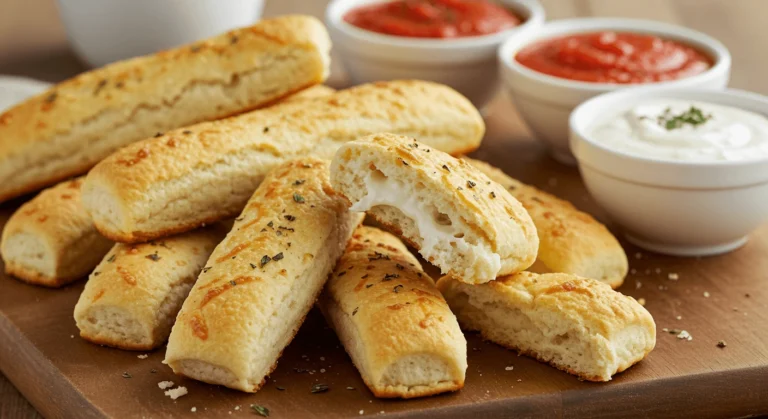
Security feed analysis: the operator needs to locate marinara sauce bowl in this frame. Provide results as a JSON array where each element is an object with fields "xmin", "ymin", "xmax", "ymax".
[
  {"xmin": 570, "ymin": 87, "xmax": 768, "ymax": 257},
  {"xmin": 326, "ymin": 0, "xmax": 545, "ymax": 110},
  {"xmin": 498, "ymin": 18, "xmax": 731, "ymax": 165}
]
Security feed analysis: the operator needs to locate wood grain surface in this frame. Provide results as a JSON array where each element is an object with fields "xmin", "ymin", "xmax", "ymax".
[{"xmin": 1, "ymin": 0, "xmax": 768, "ymax": 418}]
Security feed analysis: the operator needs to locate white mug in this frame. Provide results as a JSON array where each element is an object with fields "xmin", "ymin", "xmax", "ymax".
[{"xmin": 55, "ymin": 0, "xmax": 266, "ymax": 68}]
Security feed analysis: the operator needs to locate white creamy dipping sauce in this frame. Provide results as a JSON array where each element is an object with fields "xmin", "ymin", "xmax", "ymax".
[{"xmin": 589, "ymin": 99, "xmax": 768, "ymax": 162}]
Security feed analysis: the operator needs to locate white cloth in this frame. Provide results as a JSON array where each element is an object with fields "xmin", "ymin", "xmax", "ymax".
[{"xmin": 0, "ymin": 75, "xmax": 50, "ymax": 112}]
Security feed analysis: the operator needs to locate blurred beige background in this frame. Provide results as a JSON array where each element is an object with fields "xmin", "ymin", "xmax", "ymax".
[{"xmin": 0, "ymin": 0, "xmax": 766, "ymax": 93}]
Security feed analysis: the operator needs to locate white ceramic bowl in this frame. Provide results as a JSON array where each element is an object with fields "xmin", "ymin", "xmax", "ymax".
[
  {"xmin": 570, "ymin": 87, "xmax": 768, "ymax": 257},
  {"xmin": 326, "ymin": 0, "xmax": 545, "ymax": 110},
  {"xmin": 56, "ymin": 0, "xmax": 265, "ymax": 67},
  {"xmin": 499, "ymin": 18, "xmax": 732, "ymax": 165}
]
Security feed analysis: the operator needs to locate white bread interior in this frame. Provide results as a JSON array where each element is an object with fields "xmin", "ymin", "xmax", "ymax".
[
  {"xmin": 2, "ymin": 231, "xmax": 55, "ymax": 279},
  {"xmin": 331, "ymin": 134, "xmax": 538, "ymax": 284},
  {"xmin": 1, "ymin": 177, "xmax": 112, "ymax": 287}
]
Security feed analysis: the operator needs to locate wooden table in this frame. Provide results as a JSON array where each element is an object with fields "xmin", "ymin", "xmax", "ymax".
[{"xmin": 1, "ymin": 1, "xmax": 767, "ymax": 418}]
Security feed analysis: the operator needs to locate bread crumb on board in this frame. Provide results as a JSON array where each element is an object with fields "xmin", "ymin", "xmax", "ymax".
[
  {"xmin": 164, "ymin": 386, "xmax": 188, "ymax": 400},
  {"xmin": 158, "ymin": 381, "xmax": 175, "ymax": 390},
  {"xmin": 137, "ymin": 354, "xmax": 148, "ymax": 359}
]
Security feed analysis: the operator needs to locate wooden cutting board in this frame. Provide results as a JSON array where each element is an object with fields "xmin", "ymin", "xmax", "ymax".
[{"xmin": 1, "ymin": 96, "xmax": 767, "ymax": 419}]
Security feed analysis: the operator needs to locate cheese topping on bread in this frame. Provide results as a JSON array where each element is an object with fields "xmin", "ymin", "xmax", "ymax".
[
  {"xmin": 438, "ymin": 272, "xmax": 655, "ymax": 382},
  {"xmin": 82, "ymin": 80, "xmax": 484, "ymax": 243},
  {"xmin": 463, "ymin": 158, "xmax": 628, "ymax": 288},
  {"xmin": 165, "ymin": 158, "xmax": 362, "ymax": 393},
  {"xmin": 318, "ymin": 226, "xmax": 467, "ymax": 399},
  {"xmin": 0, "ymin": 15, "xmax": 331, "ymax": 203},
  {"xmin": 74, "ymin": 226, "xmax": 225, "ymax": 350}
]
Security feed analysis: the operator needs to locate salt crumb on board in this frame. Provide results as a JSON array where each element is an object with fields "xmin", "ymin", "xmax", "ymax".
[
  {"xmin": 359, "ymin": 410, "xmax": 364, "ymax": 415},
  {"xmin": 637, "ymin": 298, "xmax": 646, "ymax": 306},
  {"xmin": 703, "ymin": 291, "xmax": 711, "ymax": 298},
  {"xmin": 505, "ymin": 366, "xmax": 514, "ymax": 371},
  {"xmin": 668, "ymin": 273, "xmax": 679, "ymax": 280},
  {"xmin": 191, "ymin": 407, "xmax": 197, "ymax": 413},
  {"xmin": 164, "ymin": 386, "xmax": 188, "ymax": 400},
  {"xmin": 137, "ymin": 354, "xmax": 148, "ymax": 359}
]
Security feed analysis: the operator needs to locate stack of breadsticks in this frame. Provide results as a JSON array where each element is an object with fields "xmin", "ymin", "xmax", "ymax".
[{"xmin": 0, "ymin": 15, "xmax": 655, "ymax": 398}]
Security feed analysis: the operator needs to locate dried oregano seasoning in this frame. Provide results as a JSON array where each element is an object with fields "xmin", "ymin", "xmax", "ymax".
[
  {"xmin": 250, "ymin": 404, "xmax": 270, "ymax": 417},
  {"xmin": 260, "ymin": 255, "xmax": 271, "ymax": 267},
  {"xmin": 310, "ymin": 383, "xmax": 329, "ymax": 393}
]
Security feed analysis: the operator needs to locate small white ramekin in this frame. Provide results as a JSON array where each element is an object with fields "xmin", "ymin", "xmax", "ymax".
[
  {"xmin": 570, "ymin": 87, "xmax": 768, "ymax": 257},
  {"xmin": 326, "ymin": 0, "xmax": 545, "ymax": 110},
  {"xmin": 56, "ymin": 0, "xmax": 265, "ymax": 67},
  {"xmin": 499, "ymin": 18, "xmax": 732, "ymax": 165}
]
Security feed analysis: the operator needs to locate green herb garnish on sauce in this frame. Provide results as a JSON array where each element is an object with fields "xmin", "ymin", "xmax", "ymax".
[{"xmin": 655, "ymin": 106, "xmax": 713, "ymax": 130}]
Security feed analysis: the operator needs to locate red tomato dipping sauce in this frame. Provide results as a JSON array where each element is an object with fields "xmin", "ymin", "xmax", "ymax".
[
  {"xmin": 344, "ymin": 0, "xmax": 522, "ymax": 38},
  {"xmin": 515, "ymin": 31, "xmax": 713, "ymax": 83}
]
